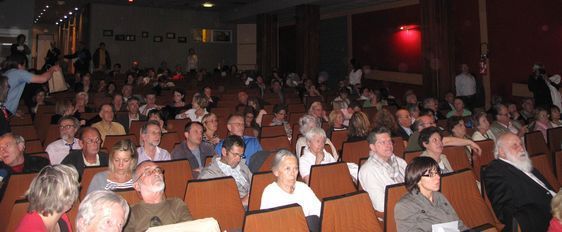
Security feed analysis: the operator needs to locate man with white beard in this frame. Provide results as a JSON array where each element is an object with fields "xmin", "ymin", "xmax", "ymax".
[
  {"xmin": 483, "ymin": 133, "xmax": 556, "ymax": 232},
  {"xmin": 124, "ymin": 161, "xmax": 192, "ymax": 231}
]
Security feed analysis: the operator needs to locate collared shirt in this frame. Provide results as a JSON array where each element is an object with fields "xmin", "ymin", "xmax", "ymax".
[
  {"xmin": 215, "ymin": 157, "xmax": 250, "ymax": 197},
  {"xmin": 400, "ymin": 126, "xmax": 413, "ymax": 136},
  {"xmin": 46, "ymin": 138, "xmax": 82, "ymax": 164},
  {"xmin": 359, "ymin": 152, "xmax": 407, "ymax": 212},
  {"xmin": 421, "ymin": 151, "xmax": 453, "ymax": 174},
  {"xmin": 499, "ymin": 158, "xmax": 556, "ymax": 196},
  {"xmin": 128, "ymin": 113, "xmax": 140, "ymax": 128},
  {"xmin": 455, "ymin": 73, "xmax": 476, "ymax": 96},
  {"xmin": 92, "ymin": 121, "xmax": 126, "ymax": 144},
  {"xmin": 82, "ymin": 154, "xmax": 101, "ymax": 166},
  {"xmin": 215, "ymin": 136, "xmax": 262, "ymax": 165},
  {"xmin": 497, "ymin": 121, "xmax": 519, "ymax": 134},
  {"xmin": 136, "ymin": 146, "xmax": 171, "ymax": 164}
]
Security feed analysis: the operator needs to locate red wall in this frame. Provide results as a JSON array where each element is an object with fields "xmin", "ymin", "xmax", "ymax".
[{"xmin": 487, "ymin": 0, "xmax": 562, "ymax": 99}]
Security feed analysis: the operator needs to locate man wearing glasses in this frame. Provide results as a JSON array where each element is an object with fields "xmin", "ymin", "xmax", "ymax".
[
  {"xmin": 61, "ymin": 127, "xmax": 108, "ymax": 180},
  {"xmin": 214, "ymin": 114, "xmax": 262, "ymax": 166},
  {"xmin": 490, "ymin": 103, "xmax": 527, "ymax": 139},
  {"xmin": 125, "ymin": 161, "xmax": 192, "ymax": 231},
  {"xmin": 200, "ymin": 135, "xmax": 252, "ymax": 207},
  {"xmin": 46, "ymin": 116, "xmax": 82, "ymax": 164}
]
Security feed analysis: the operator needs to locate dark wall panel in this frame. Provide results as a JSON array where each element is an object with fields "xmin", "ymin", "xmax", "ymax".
[{"xmin": 319, "ymin": 16, "xmax": 348, "ymax": 86}]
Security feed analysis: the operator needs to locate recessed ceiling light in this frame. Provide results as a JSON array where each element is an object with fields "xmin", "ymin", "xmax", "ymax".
[
  {"xmin": 63, "ymin": 15, "xmax": 67, "ymax": 18},
  {"xmin": 69, "ymin": 11, "xmax": 73, "ymax": 15},
  {"xmin": 43, "ymin": 9, "xmax": 46, "ymax": 12},
  {"xmin": 56, "ymin": 22, "xmax": 59, "ymax": 25},
  {"xmin": 46, "ymin": 5, "xmax": 49, "ymax": 8},
  {"xmin": 40, "ymin": 12, "xmax": 43, "ymax": 15},
  {"xmin": 74, "ymin": 7, "xmax": 79, "ymax": 10},
  {"xmin": 59, "ymin": 19, "xmax": 63, "ymax": 22},
  {"xmin": 202, "ymin": 2, "xmax": 214, "ymax": 7}
]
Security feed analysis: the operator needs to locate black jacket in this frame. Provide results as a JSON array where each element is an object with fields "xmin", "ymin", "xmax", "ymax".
[
  {"xmin": 61, "ymin": 150, "xmax": 108, "ymax": 180},
  {"xmin": 0, "ymin": 154, "xmax": 49, "ymax": 200},
  {"xmin": 483, "ymin": 159, "xmax": 554, "ymax": 232},
  {"xmin": 116, "ymin": 114, "xmax": 147, "ymax": 134}
]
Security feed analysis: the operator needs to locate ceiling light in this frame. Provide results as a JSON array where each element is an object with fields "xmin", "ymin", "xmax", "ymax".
[
  {"xmin": 63, "ymin": 15, "xmax": 67, "ymax": 19},
  {"xmin": 59, "ymin": 19, "xmax": 63, "ymax": 22},
  {"xmin": 202, "ymin": 2, "xmax": 214, "ymax": 7},
  {"xmin": 46, "ymin": 5, "xmax": 50, "ymax": 8},
  {"xmin": 40, "ymin": 12, "xmax": 43, "ymax": 15},
  {"xmin": 69, "ymin": 11, "xmax": 73, "ymax": 15},
  {"xmin": 55, "ymin": 22, "xmax": 59, "ymax": 25},
  {"xmin": 74, "ymin": 7, "xmax": 79, "ymax": 10},
  {"xmin": 43, "ymin": 9, "xmax": 46, "ymax": 12}
]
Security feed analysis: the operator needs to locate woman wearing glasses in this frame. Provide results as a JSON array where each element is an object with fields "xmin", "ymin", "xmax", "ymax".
[
  {"xmin": 87, "ymin": 139, "xmax": 137, "ymax": 193},
  {"xmin": 394, "ymin": 156, "xmax": 467, "ymax": 231}
]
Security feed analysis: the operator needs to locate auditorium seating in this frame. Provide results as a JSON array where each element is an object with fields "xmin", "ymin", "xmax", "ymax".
[
  {"xmin": 6, "ymin": 199, "xmax": 28, "ymax": 231},
  {"xmin": 261, "ymin": 125, "xmax": 287, "ymax": 138},
  {"xmin": 441, "ymin": 146, "xmax": 471, "ymax": 171},
  {"xmin": 102, "ymin": 134, "xmax": 137, "ymax": 152},
  {"xmin": 320, "ymin": 191, "xmax": 383, "ymax": 232},
  {"xmin": 383, "ymin": 183, "xmax": 408, "ymax": 232},
  {"xmin": 114, "ymin": 187, "xmax": 142, "ymax": 206},
  {"xmin": 79, "ymin": 166, "xmax": 108, "ymax": 200},
  {"xmin": 341, "ymin": 140, "xmax": 369, "ymax": 165},
  {"xmin": 247, "ymin": 171, "xmax": 276, "ymax": 211},
  {"xmin": 473, "ymin": 139, "xmax": 495, "ymax": 180},
  {"xmin": 530, "ymin": 153, "xmax": 560, "ymax": 190},
  {"xmin": 0, "ymin": 172, "xmax": 37, "ymax": 232},
  {"xmin": 157, "ymin": 159, "xmax": 193, "ymax": 199},
  {"xmin": 392, "ymin": 136, "xmax": 405, "ymax": 158},
  {"xmin": 524, "ymin": 131, "xmax": 550, "ymax": 156},
  {"xmin": 260, "ymin": 136, "xmax": 291, "ymax": 152},
  {"xmin": 330, "ymin": 130, "xmax": 349, "ymax": 153},
  {"xmin": 24, "ymin": 139, "xmax": 44, "ymax": 154},
  {"xmin": 308, "ymin": 162, "xmax": 356, "ymax": 200},
  {"xmin": 243, "ymin": 204, "xmax": 308, "ymax": 232},
  {"xmin": 556, "ymin": 151, "xmax": 562, "ymax": 186}
]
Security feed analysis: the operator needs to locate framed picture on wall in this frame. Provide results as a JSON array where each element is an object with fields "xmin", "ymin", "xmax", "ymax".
[
  {"xmin": 166, "ymin": 32, "xmax": 176, "ymax": 39},
  {"xmin": 141, "ymin": 31, "xmax": 149, "ymax": 38},
  {"xmin": 103, "ymin": 30, "xmax": 113, "ymax": 37},
  {"xmin": 115, "ymin": 34, "xmax": 125, "ymax": 41},
  {"xmin": 211, "ymin": 30, "xmax": 232, "ymax": 43},
  {"xmin": 178, "ymin": 36, "xmax": 187, "ymax": 43},
  {"xmin": 125, "ymin": 35, "xmax": 136, "ymax": 41},
  {"xmin": 153, "ymin": 36, "xmax": 163, "ymax": 42}
]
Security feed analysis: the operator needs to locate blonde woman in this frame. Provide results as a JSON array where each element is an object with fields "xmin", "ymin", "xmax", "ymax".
[
  {"xmin": 176, "ymin": 93, "xmax": 209, "ymax": 122},
  {"xmin": 15, "ymin": 165, "xmax": 79, "ymax": 232},
  {"xmin": 347, "ymin": 111, "xmax": 370, "ymax": 142},
  {"xmin": 87, "ymin": 139, "xmax": 137, "ymax": 193},
  {"xmin": 202, "ymin": 113, "xmax": 220, "ymax": 145}
]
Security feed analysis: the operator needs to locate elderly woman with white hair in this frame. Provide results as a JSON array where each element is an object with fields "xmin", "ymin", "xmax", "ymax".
[
  {"xmin": 300, "ymin": 127, "xmax": 358, "ymax": 184},
  {"xmin": 294, "ymin": 114, "xmax": 337, "ymax": 157},
  {"xmin": 15, "ymin": 165, "xmax": 79, "ymax": 231},
  {"xmin": 260, "ymin": 149, "xmax": 321, "ymax": 231},
  {"xmin": 75, "ymin": 190, "xmax": 130, "ymax": 232}
]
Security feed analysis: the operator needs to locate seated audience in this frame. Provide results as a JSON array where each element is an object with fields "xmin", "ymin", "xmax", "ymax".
[
  {"xmin": 507, "ymin": 102, "xmax": 522, "ymax": 121},
  {"xmin": 295, "ymin": 114, "xmax": 337, "ymax": 157},
  {"xmin": 403, "ymin": 90, "xmax": 419, "ymax": 106},
  {"xmin": 371, "ymin": 108, "xmax": 399, "ymax": 137},
  {"xmin": 125, "ymin": 161, "xmax": 192, "ymax": 231},
  {"xmin": 88, "ymin": 139, "xmax": 137, "ymax": 193},
  {"xmin": 395, "ymin": 109, "xmax": 413, "ymax": 140},
  {"xmin": 549, "ymin": 191, "xmax": 562, "ymax": 231},
  {"xmin": 29, "ymin": 89, "xmax": 53, "ymax": 117},
  {"xmin": 199, "ymin": 135, "xmax": 252, "ymax": 206},
  {"xmin": 112, "ymin": 93, "xmax": 126, "ymax": 112},
  {"xmin": 471, "ymin": 111, "xmax": 496, "ymax": 141},
  {"xmin": 395, "ymin": 156, "xmax": 467, "ymax": 231},
  {"xmin": 201, "ymin": 86, "xmax": 219, "ymax": 110},
  {"xmin": 308, "ymin": 101, "xmax": 329, "ymax": 123},
  {"xmin": 326, "ymin": 110, "xmax": 347, "ymax": 139},
  {"xmin": 363, "ymin": 90, "xmax": 386, "ymax": 110},
  {"xmin": 176, "ymin": 93, "xmax": 208, "ymax": 122},
  {"xmin": 550, "ymin": 105, "xmax": 562, "ymax": 127},
  {"xmin": 0, "ymin": 133, "xmax": 49, "ymax": 200},
  {"xmin": 139, "ymin": 92, "xmax": 160, "ymax": 116},
  {"xmin": 0, "ymin": 75, "xmax": 9, "ymax": 136},
  {"xmin": 201, "ymin": 113, "xmax": 220, "ymax": 145},
  {"xmin": 214, "ymin": 114, "xmax": 262, "ymax": 165},
  {"xmin": 75, "ymin": 91, "xmax": 93, "ymax": 114},
  {"xmin": 147, "ymin": 109, "xmax": 168, "ymax": 133},
  {"xmin": 172, "ymin": 122, "xmax": 215, "ymax": 177},
  {"xmin": 260, "ymin": 149, "xmax": 321, "ymax": 231},
  {"xmin": 163, "ymin": 88, "xmax": 188, "ymax": 120},
  {"xmin": 332, "ymin": 88, "xmax": 351, "ymax": 109},
  {"xmin": 446, "ymin": 97, "xmax": 472, "ymax": 118},
  {"xmin": 61, "ymin": 127, "xmax": 109, "ymax": 179},
  {"xmin": 423, "ymin": 97, "xmax": 445, "ymax": 120},
  {"xmin": 51, "ymin": 99, "xmax": 78, "ymax": 124},
  {"xmin": 137, "ymin": 120, "xmax": 171, "ymax": 163},
  {"xmin": 406, "ymin": 103, "xmax": 420, "ymax": 119},
  {"xmin": 76, "ymin": 190, "xmax": 129, "ymax": 232},
  {"xmin": 359, "ymin": 127, "xmax": 407, "ymax": 213},
  {"xmin": 418, "ymin": 127, "xmax": 454, "ymax": 174},
  {"xmin": 490, "ymin": 104, "xmax": 527, "ymax": 139},
  {"xmin": 243, "ymin": 107, "xmax": 260, "ymax": 137},
  {"xmin": 484, "ymin": 133, "xmax": 556, "ymax": 232},
  {"xmin": 439, "ymin": 92, "xmax": 455, "ymax": 111},
  {"xmin": 116, "ymin": 97, "xmax": 147, "ymax": 133},
  {"xmin": 46, "ymin": 116, "xmax": 82, "ymax": 164},
  {"xmin": 520, "ymin": 97, "xmax": 536, "ymax": 124},
  {"xmin": 299, "ymin": 128, "xmax": 347, "ymax": 184},
  {"xmin": 269, "ymin": 104, "xmax": 292, "ymax": 139},
  {"xmin": 92, "ymin": 104, "xmax": 126, "ymax": 143},
  {"xmin": 347, "ymin": 111, "xmax": 370, "ymax": 142},
  {"xmin": 15, "ymin": 165, "xmax": 79, "ymax": 232},
  {"xmin": 528, "ymin": 107, "xmax": 552, "ymax": 141}
]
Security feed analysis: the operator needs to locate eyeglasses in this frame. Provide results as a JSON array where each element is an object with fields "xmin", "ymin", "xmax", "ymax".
[
  {"xmin": 375, "ymin": 140, "xmax": 394, "ymax": 146},
  {"xmin": 422, "ymin": 170, "xmax": 441, "ymax": 178},
  {"xmin": 59, "ymin": 125, "xmax": 75, "ymax": 130},
  {"xmin": 133, "ymin": 167, "xmax": 164, "ymax": 183},
  {"xmin": 228, "ymin": 150, "xmax": 245, "ymax": 159},
  {"xmin": 83, "ymin": 138, "xmax": 102, "ymax": 144}
]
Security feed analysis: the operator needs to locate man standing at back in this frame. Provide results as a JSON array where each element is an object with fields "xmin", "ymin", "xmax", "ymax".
[{"xmin": 171, "ymin": 122, "xmax": 215, "ymax": 178}]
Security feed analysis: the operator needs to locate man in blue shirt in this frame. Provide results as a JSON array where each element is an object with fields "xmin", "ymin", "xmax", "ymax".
[
  {"xmin": 215, "ymin": 114, "xmax": 262, "ymax": 165},
  {"xmin": 2, "ymin": 55, "xmax": 59, "ymax": 114}
]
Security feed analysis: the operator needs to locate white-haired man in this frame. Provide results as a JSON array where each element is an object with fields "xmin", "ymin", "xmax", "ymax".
[
  {"xmin": 483, "ymin": 133, "xmax": 555, "ymax": 232},
  {"xmin": 76, "ymin": 190, "xmax": 129, "ymax": 232}
]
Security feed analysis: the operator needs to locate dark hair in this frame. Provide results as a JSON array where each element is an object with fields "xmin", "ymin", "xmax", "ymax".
[
  {"xmin": 173, "ymin": 88, "xmax": 185, "ymax": 97},
  {"xmin": 2, "ymin": 54, "xmax": 26, "ymax": 70},
  {"xmin": 419, "ymin": 108, "xmax": 435, "ymax": 117},
  {"xmin": 446, "ymin": 116, "xmax": 464, "ymax": 133},
  {"xmin": 127, "ymin": 96, "xmax": 140, "ymax": 105},
  {"xmin": 184, "ymin": 121, "xmax": 203, "ymax": 132},
  {"xmin": 471, "ymin": 111, "xmax": 488, "ymax": 128},
  {"xmin": 418, "ymin": 126, "xmax": 442, "ymax": 150},
  {"xmin": 348, "ymin": 101, "xmax": 361, "ymax": 110},
  {"xmin": 404, "ymin": 156, "xmax": 440, "ymax": 192},
  {"xmin": 0, "ymin": 75, "xmax": 8, "ymax": 102},
  {"xmin": 273, "ymin": 104, "xmax": 287, "ymax": 114},
  {"xmin": 491, "ymin": 103, "xmax": 506, "ymax": 121},
  {"xmin": 221, "ymin": 135, "xmax": 245, "ymax": 152}
]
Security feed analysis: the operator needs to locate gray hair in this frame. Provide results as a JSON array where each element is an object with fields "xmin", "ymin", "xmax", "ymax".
[
  {"xmin": 271, "ymin": 149, "xmax": 298, "ymax": 171},
  {"xmin": 299, "ymin": 114, "xmax": 320, "ymax": 135},
  {"xmin": 304, "ymin": 127, "xmax": 326, "ymax": 142},
  {"xmin": 367, "ymin": 127, "xmax": 391, "ymax": 144},
  {"xmin": 494, "ymin": 134, "xmax": 506, "ymax": 159},
  {"xmin": 26, "ymin": 165, "xmax": 79, "ymax": 216},
  {"xmin": 76, "ymin": 190, "xmax": 130, "ymax": 232},
  {"xmin": 58, "ymin": 115, "xmax": 80, "ymax": 128}
]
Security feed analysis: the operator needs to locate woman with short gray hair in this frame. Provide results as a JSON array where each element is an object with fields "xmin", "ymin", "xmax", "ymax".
[
  {"xmin": 261, "ymin": 149, "xmax": 321, "ymax": 231},
  {"xmin": 15, "ymin": 165, "xmax": 79, "ymax": 231},
  {"xmin": 299, "ymin": 127, "xmax": 339, "ymax": 184},
  {"xmin": 294, "ymin": 114, "xmax": 338, "ymax": 158},
  {"xmin": 76, "ymin": 190, "xmax": 130, "ymax": 232}
]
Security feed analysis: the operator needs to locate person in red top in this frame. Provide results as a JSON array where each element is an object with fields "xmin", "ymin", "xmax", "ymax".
[
  {"xmin": 0, "ymin": 133, "xmax": 49, "ymax": 200},
  {"xmin": 15, "ymin": 164, "xmax": 79, "ymax": 232}
]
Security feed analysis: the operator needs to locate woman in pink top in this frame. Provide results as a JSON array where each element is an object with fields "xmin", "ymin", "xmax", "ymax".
[{"xmin": 16, "ymin": 165, "xmax": 79, "ymax": 232}]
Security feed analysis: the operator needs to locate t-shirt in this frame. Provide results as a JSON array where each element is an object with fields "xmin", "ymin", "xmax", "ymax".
[
  {"xmin": 4, "ymin": 69, "xmax": 33, "ymax": 113},
  {"xmin": 261, "ymin": 181, "xmax": 321, "ymax": 217},
  {"xmin": 124, "ymin": 198, "xmax": 192, "ymax": 232},
  {"xmin": 192, "ymin": 148, "xmax": 202, "ymax": 167}
]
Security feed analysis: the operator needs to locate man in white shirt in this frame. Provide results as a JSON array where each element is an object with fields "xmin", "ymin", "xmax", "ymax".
[
  {"xmin": 46, "ymin": 116, "xmax": 82, "ymax": 164},
  {"xmin": 136, "ymin": 120, "xmax": 171, "ymax": 163},
  {"xmin": 395, "ymin": 109, "xmax": 413, "ymax": 140},
  {"xmin": 455, "ymin": 64, "xmax": 476, "ymax": 109},
  {"xmin": 483, "ymin": 133, "xmax": 555, "ymax": 232},
  {"xmin": 359, "ymin": 127, "xmax": 407, "ymax": 213}
]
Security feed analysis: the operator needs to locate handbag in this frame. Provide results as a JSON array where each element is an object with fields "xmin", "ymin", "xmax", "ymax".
[{"xmin": 48, "ymin": 70, "xmax": 68, "ymax": 93}]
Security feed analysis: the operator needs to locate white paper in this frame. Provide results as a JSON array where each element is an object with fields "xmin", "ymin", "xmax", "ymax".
[{"xmin": 431, "ymin": 221, "xmax": 459, "ymax": 232}]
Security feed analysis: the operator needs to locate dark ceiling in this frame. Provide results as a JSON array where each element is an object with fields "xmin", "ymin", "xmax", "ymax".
[{"xmin": 33, "ymin": 0, "xmax": 391, "ymax": 25}]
